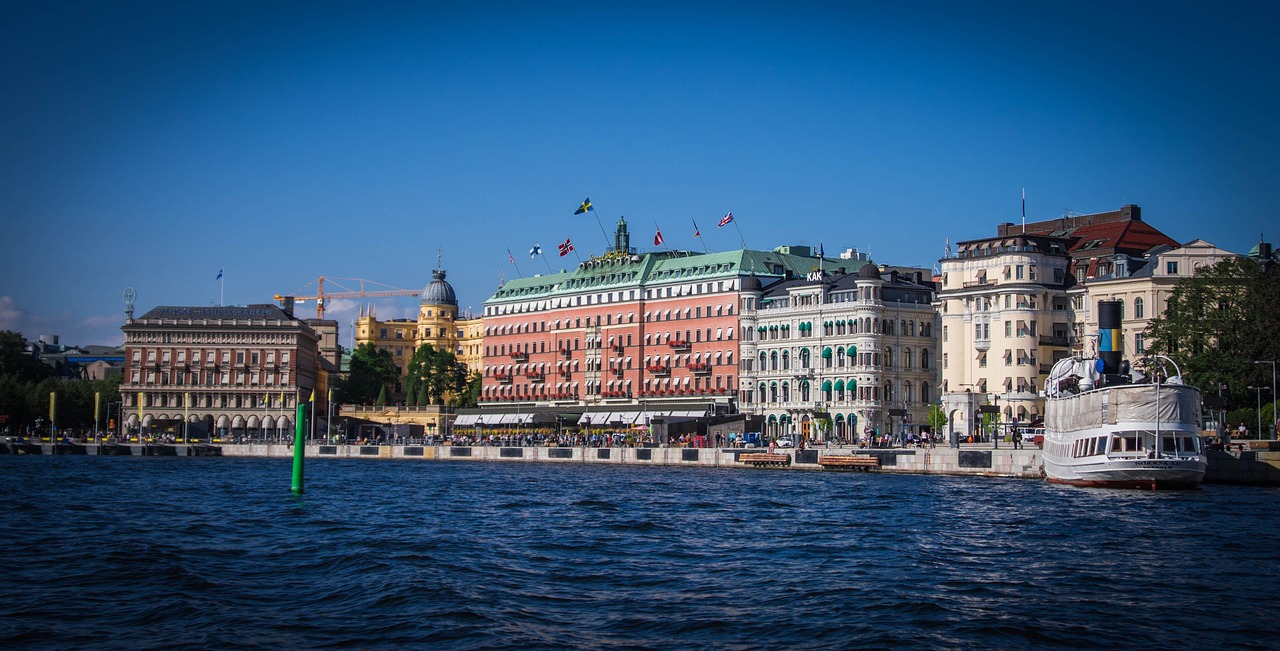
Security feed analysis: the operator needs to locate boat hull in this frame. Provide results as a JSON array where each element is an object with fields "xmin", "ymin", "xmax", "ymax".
[{"xmin": 1045, "ymin": 457, "xmax": 1207, "ymax": 489}]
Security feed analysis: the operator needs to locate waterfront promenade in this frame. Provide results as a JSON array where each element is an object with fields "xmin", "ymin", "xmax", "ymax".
[{"xmin": 9, "ymin": 440, "xmax": 1280, "ymax": 484}]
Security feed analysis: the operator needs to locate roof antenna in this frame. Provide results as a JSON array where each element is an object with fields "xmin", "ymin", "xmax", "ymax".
[{"xmin": 436, "ymin": 246, "xmax": 443, "ymax": 272}]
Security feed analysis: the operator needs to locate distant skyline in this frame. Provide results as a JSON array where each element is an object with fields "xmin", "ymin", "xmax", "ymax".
[{"xmin": 2, "ymin": 1, "xmax": 1274, "ymax": 347}]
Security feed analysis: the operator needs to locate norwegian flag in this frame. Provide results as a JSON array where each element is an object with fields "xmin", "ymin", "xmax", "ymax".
[
  {"xmin": 558, "ymin": 238, "xmax": 574, "ymax": 257},
  {"xmin": 654, "ymin": 227, "xmax": 664, "ymax": 246},
  {"xmin": 718, "ymin": 211, "xmax": 734, "ymax": 227}
]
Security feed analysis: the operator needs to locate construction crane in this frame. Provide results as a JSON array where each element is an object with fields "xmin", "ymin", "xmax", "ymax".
[{"xmin": 274, "ymin": 277, "xmax": 420, "ymax": 319}]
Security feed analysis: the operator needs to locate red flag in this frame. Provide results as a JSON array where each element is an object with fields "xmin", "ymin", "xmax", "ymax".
[
  {"xmin": 718, "ymin": 211, "xmax": 734, "ymax": 227},
  {"xmin": 558, "ymin": 238, "xmax": 574, "ymax": 257},
  {"xmin": 654, "ymin": 227, "xmax": 664, "ymax": 246}
]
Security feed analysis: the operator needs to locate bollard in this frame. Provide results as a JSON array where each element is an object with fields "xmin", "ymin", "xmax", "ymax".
[{"xmin": 291, "ymin": 403, "xmax": 306, "ymax": 494}]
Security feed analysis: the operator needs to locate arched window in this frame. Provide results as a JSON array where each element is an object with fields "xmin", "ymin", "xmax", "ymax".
[
  {"xmin": 800, "ymin": 381, "xmax": 810, "ymax": 402},
  {"xmin": 836, "ymin": 347, "xmax": 846, "ymax": 368},
  {"xmin": 799, "ymin": 348, "xmax": 811, "ymax": 369},
  {"xmin": 769, "ymin": 383, "xmax": 778, "ymax": 402},
  {"xmin": 1134, "ymin": 297, "xmax": 1145, "ymax": 319},
  {"xmin": 903, "ymin": 380, "xmax": 912, "ymax": 404},
  {"xmin": 781, "ymin": 381, "xmax": 791, "ymax": 402},
  {"xmin": 921, "ymin": 349, "xmax": 931, "ymax": 369},
  {"xmin": 782, "ymin": 350, "xmax": 790, "ymax": 370},
  {"xmin": 883, "ymin": 380, "xmax": 894, "ymax": 402},
  {"xmin": 903, "ymin": 348, "xmax": 913, "ymax": 369},
  {"xmin": 884, "ymin": 346, "xmax": 893, "ymax": 368},
  {"xmin": 921, "ymin": 382, "xmax": 930, "ymax": 403},
  {"xmin": 770, "ymin": 351, "xmax": 779, "ymax": 371}
]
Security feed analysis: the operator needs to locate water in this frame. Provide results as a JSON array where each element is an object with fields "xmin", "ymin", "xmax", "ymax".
[{"xmin": 1, "ymin": 456, "xmax": 1278, "ymax": 650}]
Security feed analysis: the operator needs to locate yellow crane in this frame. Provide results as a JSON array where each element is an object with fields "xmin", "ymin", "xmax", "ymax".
[{"xmin": 274, "ymin": 277, "xmax": 420, "ymax": 319}]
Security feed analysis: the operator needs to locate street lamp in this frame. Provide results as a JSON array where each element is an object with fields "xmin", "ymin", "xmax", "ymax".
[
  {"xmin": 1247, "ymin": 386, "xmax": 1270, "ymax": 440},
  {"xmin": 1254, "ymin": 360, "xmax": 1277, "ymax": 440}
]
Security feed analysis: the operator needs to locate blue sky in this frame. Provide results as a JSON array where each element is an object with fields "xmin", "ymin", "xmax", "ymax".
[{"xmin": 1, "ymin": 1, "xmax": 1274, "ymax": 347}]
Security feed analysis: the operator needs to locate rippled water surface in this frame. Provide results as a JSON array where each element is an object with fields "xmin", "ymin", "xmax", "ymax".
[{"xmin": 2, "ymin": 456, "xmax": 1278, "ymax": 650}]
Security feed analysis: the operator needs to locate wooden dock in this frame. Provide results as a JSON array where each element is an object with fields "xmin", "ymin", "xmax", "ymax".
[
  {"xmin": 738, "ymin": 452, "xmax": 791, "ymax": 467},
  {"xmin": 818, "ymin": 455, "xmax": 880, "ymax": 471}
]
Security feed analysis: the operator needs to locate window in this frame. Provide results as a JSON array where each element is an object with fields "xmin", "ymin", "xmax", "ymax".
[
  {"xmin": 1134, "ymin": 297, "xmax": 1145, "ymax": 319},
  {"xmin": 1166, "ymin": 261, "xmax": 1179, "ymax": 275},
  {"xmin": 1135, "ymin": 334, "xmax": 1145, "ymax": 354},
  {"xmin": 1005, "ymin": 321, "xmax": 1012, "ymax": 337}
]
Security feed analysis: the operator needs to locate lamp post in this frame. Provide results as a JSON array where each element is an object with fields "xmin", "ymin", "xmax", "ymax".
[
  {"xmin": 1247, "ymin": 386, "xmax": 1269, "ymax": 440},
  {"xmin": 1254, "ymin": 360, "xmax": 1276, "ymax": 439}
]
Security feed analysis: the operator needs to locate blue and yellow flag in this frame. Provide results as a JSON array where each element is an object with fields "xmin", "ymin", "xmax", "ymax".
[{"xmin": 575, "ymin": 197, "xmax": 592, "ymax": 214}]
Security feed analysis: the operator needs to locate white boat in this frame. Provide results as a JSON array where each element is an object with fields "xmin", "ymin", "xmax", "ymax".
[{"xmin": 1041, "ymin": 354, "xmax": 1206, "ymax": 489}]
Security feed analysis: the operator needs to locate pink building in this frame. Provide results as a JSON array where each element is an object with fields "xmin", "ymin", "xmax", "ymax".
[{"xmin": 473, "ymin": 219, "xmax": 829, "ymax": 426}]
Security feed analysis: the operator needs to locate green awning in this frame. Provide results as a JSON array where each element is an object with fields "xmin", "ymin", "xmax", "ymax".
[
  {"xmin": 847, "ymin": 345, "xmax": 857, "ymax": 357},
  {"xmin": 834, "ymin": 379, "xmax": 845, "ymax": 391},
  {"xmin": 801, "ymin": 380, "xmax": 810, "ymax": 390},
  {"xmin": 848, "ymin": 380, "xmax": 857, "ymax": 392},
  {"xmin": 821, "ymin": 380, "xmax": 832, "ymax": 391},
  {"xmin": 835, "ymin": 413, "xmax": 845, "ymax": 422},
  {"xmin": 836, "ymin": 346, "xmax": 844, "ymax": 354},
  {"xmin": 821, "ymin": 347, "xmax": 832, "ymax": 358},
  {"xmin": 768, "ymin": 414, "xmax": 778, "ymax": 422},
  {"xmin": 849, "ymin": 414, "xmax": 858, "ymax": 425},
  {"xmin": 757, "ymin": 326, "xmax": 766, "ymax": 332}
]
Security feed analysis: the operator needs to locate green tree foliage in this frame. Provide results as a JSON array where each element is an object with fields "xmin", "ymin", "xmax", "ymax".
[
  {"xmin": 927, "ymin": 403, "xmax": 948, "ymax": 433},
  {"xmin": 336, "ymin": 343, "xmax": 398, "ymax": 405},
  {"xmin": 1144, "ymin": 257, "xmax": 1280, "ymax": 412},
  {"xmin": 404, "ymin": 344, "xmax": 466, "ymax": 406},
  {"xmin": 456, "ymin": 371, "xmax": 482, "ymax": 409},
  {"xmin": 0, "ymin": 330, "xmax": 122, "ymax": 433}
]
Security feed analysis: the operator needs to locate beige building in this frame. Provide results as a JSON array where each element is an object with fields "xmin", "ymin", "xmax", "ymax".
[
  {"xmin": 119, "ymin": 304, "xmax": 320, "ymax": 440},
  {"xmin": 938, "ymin": 205, "xmax": 1185, "ymax": 439},
  {"xmin": 354, "ymin": 267, "xmax": 484, "ymax": 395},
  {"xmin": 1072, "ymin": 239, "xmax": 1236, "ymax": 358}
]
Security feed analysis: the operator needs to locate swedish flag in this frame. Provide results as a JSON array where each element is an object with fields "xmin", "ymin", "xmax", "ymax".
[{"xmin": 575, "ymin": 197, "xmax": 592, "ymax": 215}]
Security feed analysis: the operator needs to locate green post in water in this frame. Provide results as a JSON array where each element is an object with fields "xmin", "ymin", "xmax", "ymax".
[{"xmin": 291, "ymin": 402, "xmax": 306, "ymax": 494}]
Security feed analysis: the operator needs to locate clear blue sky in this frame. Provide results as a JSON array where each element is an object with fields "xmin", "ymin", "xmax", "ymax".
[{"xmin": 2, "ymin": 1, "xmax": 1274, "ymax": 347}]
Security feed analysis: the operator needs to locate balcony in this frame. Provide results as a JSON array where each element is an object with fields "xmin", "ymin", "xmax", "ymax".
[
  {"xmin": 962, "ymin": 278, "xmax": 995, "ymax": 288},
  {"xmin": 975, "ymin": 338, "xmax": 991, "ymax": 351},
  {"xmin": 647, "ymin": 365, "xmax": 671, "ymax": 376},
  {"xmin": 493, "ymin": 373, "xmax": 513, "ymax": 384},
  {"xmin": 687, "ymin": 362, "xmax": 712, "ymax": 375},
  {"xmin": 509, "ymin": 351, "xmax": 528, "ymax": 362},
  {"xmin": 668, "ymin": 339, "xmax": 691, "ymax": 352},
  {"xmin": 525, "ymin": 372, "xmax": 545, "ymax": 383},
  {"xmin": 559, "ymin": 348, "xmax": 572, "ymax": 358},
  {"xmin": 1038, "ymin": 335, "xmax": 1070, "ymax": 347}
]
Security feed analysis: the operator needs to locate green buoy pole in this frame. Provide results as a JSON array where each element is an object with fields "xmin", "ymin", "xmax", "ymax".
[{"xmin": 291, "ymin": 403, "xmax": 306, "ymax": 494}]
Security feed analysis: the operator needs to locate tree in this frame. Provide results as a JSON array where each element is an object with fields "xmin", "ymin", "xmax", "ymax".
[
  {"xmin": 927, "ymin": 403, "xmax": 948, "ymax": 433},
  {"xmin": 456, "ymin": 371, "xmax": 482, "ymax": 409},
  {"xmin": 336, "ymin": 343, "xmax": 399, "ymax": 405},
  {"xmin": 404, "ymin": 344, "xmax": 466, "ymax": 406},
  {"xmin": 1144, "ymin": 257, "xmax": 1280, "ymax": 412}
]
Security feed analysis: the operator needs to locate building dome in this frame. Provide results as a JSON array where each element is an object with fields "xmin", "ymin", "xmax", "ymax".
[
  {"xmin": 740, "ymin": 275, "xmax": 763, "ymax": 292},
  {"xmin": 857, "ymin": 262, "xmax": 881, "ymax": 280},
  {"xmin": 420, "ymin": 269, "xmax": 458, "ymax": 306}
]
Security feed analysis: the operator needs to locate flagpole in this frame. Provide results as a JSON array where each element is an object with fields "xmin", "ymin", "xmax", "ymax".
[
  {"xmin": 732, "ymin": 218, "xmax": 747, "ymax": 249},
  {"xmin": 220, "ymin": 272, "xmax": 224, "ymax": 306},
  {"xmin": 508, "ymin": 248, "xmax": 523, "ymax": 277},
  {"xmin": 588, "ymin": 203, "xmax": 612, "ymax": 250},
  {"xmin": 310, "ymin": 393, "xmax": 316, "ymax": 442},
  {"xmin": 655, "ymin": 223, "xmax": 671, "ymax": 254},
  {"xmin": 693, "ymin": 219, "xmax": 709, "ymax": 253},
  {"xmin": 1021, "ymin": 187, "xmax": 1026, "ymax": 234}
]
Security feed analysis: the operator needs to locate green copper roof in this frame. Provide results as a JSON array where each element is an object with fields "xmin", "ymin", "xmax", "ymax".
[{"xmin": 485, "ymin": 247, "xmax": 826, "ymax": 304}]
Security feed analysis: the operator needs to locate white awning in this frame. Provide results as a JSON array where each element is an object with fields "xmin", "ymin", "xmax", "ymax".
[{"xmin": 454, "ymin": 414, "xmax": 477, "ymax": 426}]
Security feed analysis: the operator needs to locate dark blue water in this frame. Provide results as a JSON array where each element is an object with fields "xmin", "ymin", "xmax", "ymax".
[{"xmin": 1, "ymin": 456, "xmax": 1277, "ymax": 650}]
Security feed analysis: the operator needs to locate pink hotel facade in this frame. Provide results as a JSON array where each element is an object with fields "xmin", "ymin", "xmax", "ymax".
[{"xmin": 477, "ymin": 219, "xmax": 825, "ymax": 417}]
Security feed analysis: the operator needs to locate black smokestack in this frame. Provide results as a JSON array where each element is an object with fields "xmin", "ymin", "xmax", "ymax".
[{"xmin": 1097, "ymin": 300, "xmax": 1122, "ymax": 374}]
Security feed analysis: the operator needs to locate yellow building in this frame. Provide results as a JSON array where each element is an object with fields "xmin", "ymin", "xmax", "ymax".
[{"xmin": 354, "ymin": 267, "xmax": 485, "ymax": 391}]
